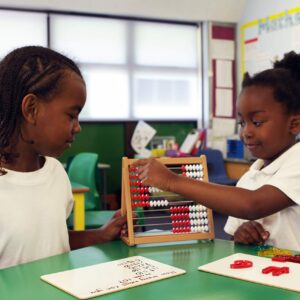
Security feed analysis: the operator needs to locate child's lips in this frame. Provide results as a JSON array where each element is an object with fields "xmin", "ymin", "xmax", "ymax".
[
  {"xmin": 246, "ymin": 143, "xmax": 258, "ymax": 150},
  {"xmin": 66, "ymin": 139, "xmax": 74, "ymax": 146}
]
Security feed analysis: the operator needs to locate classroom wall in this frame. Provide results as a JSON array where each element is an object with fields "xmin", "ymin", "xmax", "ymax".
[
  {"xmin": 60, "ymin": 122, "xmax": 196, "ymax": 198},
  {"xmin": 0, "ymin": 0, "xmax": 246, "ymax": 22},
  {"xmin": 237, "ymin": 0, "xmax": 300, "ymax": 88},
  {"xmin": 0, "ymin": 1, "xmax": 247, "ymax": 203}
]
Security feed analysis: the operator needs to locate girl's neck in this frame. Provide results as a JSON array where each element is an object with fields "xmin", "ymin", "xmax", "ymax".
[
  {"xmin": 262, "ymin": 141, "xmax": 296, "ymax": 168},
  {"xmin": 3, "ymin": 155, "xmax": 45, "ymax": 172}
]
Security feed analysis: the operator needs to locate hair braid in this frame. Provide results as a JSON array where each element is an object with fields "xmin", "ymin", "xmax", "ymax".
[{"xmin": 0, "ymin": 46, "xmax": 82, "ymax": 175}]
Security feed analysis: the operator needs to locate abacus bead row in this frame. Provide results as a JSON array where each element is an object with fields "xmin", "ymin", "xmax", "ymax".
[
  {"xmin": 170, "ymin": 213, "xmax": 190, "ymax": 220},
  {"xmin": 170, "ymin": 206, "xmax": 190, "ymax": 213},
  {"xmin": 172, "ymin": 220, "xmax": 191, "ymax": 226},
  {"xmin": 181, "ymin": 164, "xmax": 203, "ymax": 171},
  {"xmin": 189, "ymin": 211, "xmax": 208, "ymax": 219},
  {"xmin": 148, "ymin": 187, "xmax": 163, "ymax": 193},
  {"xmin": 172, "ymin": 225, "xmax": 209, "ymax": 233},
  {"xmin": 190, "ymin": 218, "xmax": 208, "ymax": 225},
  {"xmin": 182, "ymin": 171, "xmax": 204, "ymax": 178},
  {"xmin": 172, "ymin": 227, "xmax": 191, "ymax": 233},
  {"xmin": 131, "ymin": 199, "xmax": 169, "ymax": 208},
  {"xmin": 191, "ymin": 225, "xmax": 209, "ymax": 232},
  {"xmin": 130, "ymin": 187, "xmax": 149, "ymax": 193},
  {"xmin": 130, "ymin": 180, "xmax": 144, "ymax": 187},
  {"xmin": 128, "ymin": 167, "xmax": 138, "ymax": 172},
  {"xmin": 129, "ymin": 173, "xmax": 139, "ymax": 179},
  {"xmin": 131, "ymin": 194, "xmax": 150, "ymax": 200},
  {"xmin": 189, "ymin": 205, "xmax": 207, "ymax": 212},
  {"xmin": 170, "ymin": 205, "xmax": 208, "ymax": 213},
  {"xmin": 170, "ymin": 212, "xmax": 208, "ymax": 220}
]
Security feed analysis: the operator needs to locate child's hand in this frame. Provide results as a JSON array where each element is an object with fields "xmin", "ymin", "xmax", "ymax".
[
  {"xmin": 233, "ymin": 221, "xmax": 270, "ymax": 245},
  {"xmin": 132, "ymin": 158, "xmax": 177, "ymax": 192},
  {"xmin": 100, "ymin": 210, "xmax": 127, "ymax": 241}
]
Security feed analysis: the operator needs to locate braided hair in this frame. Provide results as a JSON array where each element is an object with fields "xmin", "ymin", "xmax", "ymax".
[
  {"xmin": 0, "ymin": 46, "xmax": 83, "ymax": 175},
  {"xmin": 242, "ymin": 51, "xmax": 300, "ymax": 114}
]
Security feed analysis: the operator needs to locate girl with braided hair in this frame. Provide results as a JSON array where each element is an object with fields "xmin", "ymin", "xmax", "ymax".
[
  {"xmin": 133, "ymin": 51, "xmax": 300, "ymax": 251},
  {"xmin": 0, "ymin": 46, "xmax": 126, "ymax": 269}
]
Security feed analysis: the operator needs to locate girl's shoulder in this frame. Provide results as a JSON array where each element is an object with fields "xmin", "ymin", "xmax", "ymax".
[{"xmin": 44, "ymin": 156, "xmax": 66, "ymax": 173}]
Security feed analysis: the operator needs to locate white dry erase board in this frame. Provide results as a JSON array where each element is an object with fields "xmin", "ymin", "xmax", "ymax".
[
  {"xmin": 198, "ymin": 253, "xmax": 300, "ymax": 293},
  {"xmin": 41, "ymin": 256, "xmax": 186, "ymax": 299},
  {"xmin": 241, "ymin": 6, "xmax": 300, "ymax": 76}
]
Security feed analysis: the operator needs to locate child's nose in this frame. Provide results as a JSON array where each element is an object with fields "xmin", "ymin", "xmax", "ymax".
[
  {"xmin": 73, "ymin": 120, "xmax": 81, "ymax": 134},
  {"xmin": 242, "ymin": 125, "xmax": 253, "ymax": 138}
]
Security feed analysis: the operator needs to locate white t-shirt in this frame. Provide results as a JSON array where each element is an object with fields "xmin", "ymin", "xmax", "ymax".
[
  {"xmin": 0, "ymin": 157, "xmax": 73, "ymax": 269},
  {"xmin": 224, "ymin": 142, "xmax": 300, "ymax": 251}
]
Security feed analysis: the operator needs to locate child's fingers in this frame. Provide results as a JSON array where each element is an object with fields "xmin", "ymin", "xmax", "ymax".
[
  {"xmin": 234, "ymin": 221, "xmax": 267, "ymax": 244},
  {"xmin": 111, "ymin": 209, "xmax": 122, "ymax": 218},
  {"xmin": 250, "ymin": 221, "xmax": 270, "ymax": 241},
  {"xmin": 131, "ymin": 159, "xmax": 149, "ymax": 167},
  {"xmin": 138, "ymin": 168, "xmax": 148, "ymax": 181},
  {"xmin": 114, "ymin": 214, "xmax": 127, "ymax": 226},
  {"xmin": 234, "ymin": 226, "xmax": 256, "ymax": 244}
]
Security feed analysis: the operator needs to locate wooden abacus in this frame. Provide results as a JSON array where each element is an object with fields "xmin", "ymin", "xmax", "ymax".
[{"xmin": 121, "ymin": 156, "xmax": 215, "ymax": 246}]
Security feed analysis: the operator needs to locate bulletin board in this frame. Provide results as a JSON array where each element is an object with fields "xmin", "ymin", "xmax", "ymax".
[
  {"xmin": 241, "ymin": 6, "xmax": 300, "ymax": 76},
  {"xmin": 211, "ymin": 25, "xmax": 236, "ymax": 119}
]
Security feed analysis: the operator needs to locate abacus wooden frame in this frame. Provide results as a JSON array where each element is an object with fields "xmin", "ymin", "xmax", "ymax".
[{"xmin": 121, "ymin": 156, "xmax": 215, "ymax": 246}]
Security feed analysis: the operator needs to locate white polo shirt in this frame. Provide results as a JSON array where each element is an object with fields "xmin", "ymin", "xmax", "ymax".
[
  {"xmin": 224, "ymin": 142, "xmax": 300, "ymax": 251},
  {"xmin": 0, "ymin": 157, "xmax": 73, "ymax": 269}
]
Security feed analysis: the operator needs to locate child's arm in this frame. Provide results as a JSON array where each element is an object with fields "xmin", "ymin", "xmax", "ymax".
[
  {"xmin": 233, "ymin": 221, "xmax": 270, "ymax": 245},
  {"xmin": 133, "ymin": 158, "xmax": 294, "ymax": 220},
  {"xmin": 68, "ymin": 210, "xmax": 127, "ymax": 250}
]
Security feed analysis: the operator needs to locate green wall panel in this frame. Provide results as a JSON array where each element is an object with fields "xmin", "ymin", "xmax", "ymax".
[
  {"xmin": 59, "ymin": 121, "xmax": 196, "ymax": 198},
  {"xmin": 60, "ymin": 123, "xmax": 124, "ymax": 197}
]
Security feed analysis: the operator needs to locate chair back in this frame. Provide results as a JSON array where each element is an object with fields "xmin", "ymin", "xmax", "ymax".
[
  {"xmin": 197, "ymin": 148, "xmax": 237, "ymax": 185},
  {"xmin": 68, "ymin": 152, "xmax": 100, "ymax": 210}
]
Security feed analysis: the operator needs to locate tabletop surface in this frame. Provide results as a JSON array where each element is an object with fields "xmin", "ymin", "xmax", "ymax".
[
  {"xmin": 71, "ymin": 181, "xmax": 90, "ymax": 193},
  {"xmin": 1, "ymin": 239, "xmax": 300, "ymax": 300}
]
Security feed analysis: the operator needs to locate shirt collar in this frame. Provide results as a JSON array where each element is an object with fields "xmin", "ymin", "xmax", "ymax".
[{"xmin": 250, "ymin": 143, "xmax": 300, "ymax": 175}]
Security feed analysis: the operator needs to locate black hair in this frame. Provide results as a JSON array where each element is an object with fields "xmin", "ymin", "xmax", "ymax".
[
  {"xmin": 242, "ymin": 51, "xmax": 300, "ymax": 114},
  {"xmin": 0, "ymin": 46, "xmax": 83, "ymax": 174}
]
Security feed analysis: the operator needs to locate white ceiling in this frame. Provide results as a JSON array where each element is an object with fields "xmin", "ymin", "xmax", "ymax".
[{"xmin": 0, "ymin": 0, "xmax": 246, "ymax": 22}]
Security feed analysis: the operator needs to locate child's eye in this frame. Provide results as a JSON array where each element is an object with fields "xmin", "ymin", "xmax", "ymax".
[
  {"xmin": 253, "ymin": 121, "xmax": 263, "ymax": 127},
  {"xmin": 237, "ymin": 120, "xmax": 245, "ymax": 127},
  {"xmin": 68, "ymin": 111, "xmax": 78, "ymax": 118}
]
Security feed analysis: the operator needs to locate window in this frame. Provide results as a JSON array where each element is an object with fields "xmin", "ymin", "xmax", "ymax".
[
  {"xmin": 50, "ymin": 15, "xmax": 202, "ymax": 120},
  {"xmin": 133, "ymin": 22, "xmax": 201, "ymax": 120},
  {"xmin": 0, "ymin": 9, "xmax": 202, "ymax": 121},
  {"xmin": 0, "ymin": 10, "xmax": 47, "ymax": 59}
]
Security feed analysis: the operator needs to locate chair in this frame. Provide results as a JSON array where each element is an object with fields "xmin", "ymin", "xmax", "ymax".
[
  {"xmin": 197, "ymin": 149, "xmax": 237, "ymax": 186},
  {"xmin": 67, "ymin": 152, "xmax": 115, "ymax": 229}
]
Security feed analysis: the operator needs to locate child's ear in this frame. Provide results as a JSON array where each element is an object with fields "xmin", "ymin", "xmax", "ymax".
[
  {"xmin": 289, "ymin": 115, "xmax": 300, "ymax": 135},
  {"xmin": 21, "ymin": 94, "xmax": 39, "ymax": 124}
]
